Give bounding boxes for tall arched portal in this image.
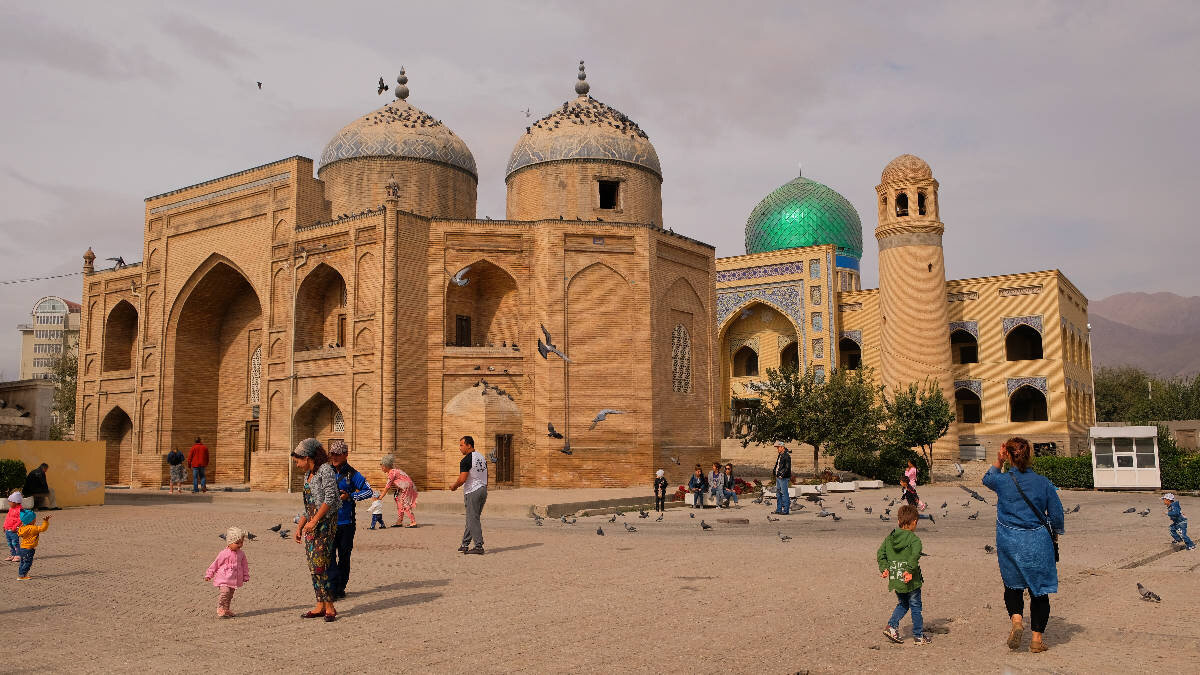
[165,259,263,485]
[99,406,133,485]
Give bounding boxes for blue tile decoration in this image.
[717,281,805,334]
[811,312,823,332]
[727,336,759,356]
[826,251,835,368]
[716,261,806,284]
[319,100,477,176]
[1002,314,1043,336]
[954,379,983,397]
[506,95,661,178]
[1007,376,1048,396]
[949,321,979,338]
[840,330,862,346]
[809,259,821,279]
[778,335,796,351]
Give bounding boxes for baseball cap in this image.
[328,439,348,455]
[1164,493,1177,501]
[6,492,21,505]
[774,440,786,447]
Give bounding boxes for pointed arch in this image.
[355,251,378,314]
[1010,386,1048,422]
[293,391,346,445]
[1006,324,1044,361]
[102,300,138,372]
[99,405,133,485]
[671,324,692,393]
[295,262,347,351]
[445,258,519,347]
[566,261,634,445]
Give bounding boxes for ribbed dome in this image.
[318,98,477,177]
[881,154,932,184]
[745,176,863,259]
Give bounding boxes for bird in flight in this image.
[953,463,965,478]
[589,409,625,430]
[547,422,564,439]
[106,256,126,269]
[450,266,470,287]
[537,338,571,362]
[256,81,262,89]
[669,456,680,465]
[377,76,389,95]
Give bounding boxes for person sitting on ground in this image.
[721,463,739,507]
[653,470,668,513]
[878,504,930,645]
[708,462,724,508]
[687,466,708,509]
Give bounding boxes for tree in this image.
[740,365,884,475]
[47,351,78,440]
[884,379,954,482]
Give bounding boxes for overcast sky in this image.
[2,1,1197,377]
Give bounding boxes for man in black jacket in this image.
[22,463,57,510]
[772,442,792,515]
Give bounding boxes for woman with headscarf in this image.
[291,438,339,621]
[379,454,418,528]
[982,436,1064,653]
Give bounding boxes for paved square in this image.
[6,486,1198,673]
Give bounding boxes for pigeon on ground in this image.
[1070,504,1080,513]
[1139,509,1151,517]
[609,514,617,523]
[624,523,637,533]
[547,422,564,439]
[940,502,948,509]
[884,508,891,516]
[588,409,626,430]
[960,486,989,503]
[560,515,569,524]
[817,509,834,518]
[269,524,282,532]
[1137,583,1161,602]
[795,503,806,510]
[701,520,713,530]
[218,533,226,539]
[778,532,792,542]
[752,496,764,504]
[961,501,971,507]
[246,533,257,541]
[880,514,890,521]
[537,338,571,362]
[689,512,695,519]
[984,544,995,554]
[279,530,290,538]
[532,514,544,524]
[888,499,896,507]
[767,515,780,522]
[655,513,663,522]
[831,513,842,521]
[639,510,650,519]
[616,510,626,518]
[596,526,605,536]
[968,511,980,520]
[450,266,470,287]
[1123,508,1137,514]
[864,506,873,514]
[534,519,543,527]
[840,498,845,503]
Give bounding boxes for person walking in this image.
[188,438,209,493]
[450,436,487,555]
[166,447,186,494]
[21,464,57,510]
[982,436,1064,654]
[291,438,339,621]
[326,440,373,600]
[772,441,792,515]
[379,454,419,528]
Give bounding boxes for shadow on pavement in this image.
[357,578,450,596]
[348,592,442,615]
[238,603,312,618]
[34,570,94,579]
[485,542,544,554]
[1049,616,1086,644]
[0,604,68,615]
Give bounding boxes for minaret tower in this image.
[875,154,957,460]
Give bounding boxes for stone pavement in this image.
[5,485,1199,673]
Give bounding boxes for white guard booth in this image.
[1090,425,1160,490]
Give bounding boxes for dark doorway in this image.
[598,180,619,209]
[1005,325,1043,361]
[955,389,982,424]
[951,330,979,364]
[494,433,514,485]
[839,338,862,370]
[244,421,259,483]
[455,315,471,347]
[1010,386,1048,422]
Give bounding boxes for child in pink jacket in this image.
[205,526,250,618]
[4,492,23,562]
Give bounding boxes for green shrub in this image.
[1161,455,1200,491]
[1032,455,1093,489]
[835,446,927,484]
[0,459,27,495]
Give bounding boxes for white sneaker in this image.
[883,626,903,644]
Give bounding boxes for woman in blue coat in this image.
[982,436,1064,654]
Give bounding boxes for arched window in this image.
[956,388,982,424]
[733,346,758,377]
[917,191,927,215]
[1005,325,1044,361]
[102,300,138,372]
[950,329,979,364]
[333,409,345,433]
[895,192,909,217]
[670,324,692,393]
[839,338,862,370]
[248,346,262,404]
[295,264,348,351]
[1010,386,1048,422]
[780,342,799,371]
[444,260,519,347]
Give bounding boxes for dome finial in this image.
[574,60,589,96]
[797,161,803,178]
[394,67,410,101]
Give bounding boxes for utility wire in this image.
[0,271,83,286]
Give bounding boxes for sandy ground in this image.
[5,485,1199,674]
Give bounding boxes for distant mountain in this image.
[1090,292,1200,378]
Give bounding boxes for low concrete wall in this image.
[0,440,105,507]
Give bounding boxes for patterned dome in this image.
[318,78,477,177]
[506,62,660,180]
[880,154,932,184]
[744,176,863,259]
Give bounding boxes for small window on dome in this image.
[917,191,927,215]
[895,192,909,217]
[598,180,619,210]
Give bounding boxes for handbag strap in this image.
[1009,472,1055,537]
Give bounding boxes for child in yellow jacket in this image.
[16,510,50,580]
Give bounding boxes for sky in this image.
[1,1,1198,377]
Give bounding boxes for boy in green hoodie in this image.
[877,504,930,645]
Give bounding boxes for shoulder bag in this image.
[1010,472,1059,562]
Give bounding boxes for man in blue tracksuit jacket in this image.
[327,440,374,598]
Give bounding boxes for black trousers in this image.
[655,495,665,511]
[328,522,356,595]
[1004,587,1049,633]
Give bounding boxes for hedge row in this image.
[834,446,928,484]
[0,459,26,495]
[1031,452,1200,492]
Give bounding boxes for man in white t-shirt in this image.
[450,435,488,554]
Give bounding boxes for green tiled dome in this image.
[744,176,862,258]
